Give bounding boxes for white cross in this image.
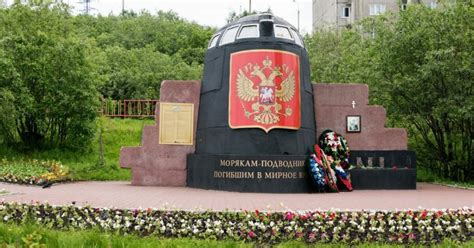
[352,100,356,109]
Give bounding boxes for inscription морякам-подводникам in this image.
[219,159,305,168]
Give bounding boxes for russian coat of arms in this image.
[229,50,301,132]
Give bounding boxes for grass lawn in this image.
[417,166,474,189]
[0,223,471,248]
[0,117,154,181]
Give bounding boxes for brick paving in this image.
[0,182,472,211]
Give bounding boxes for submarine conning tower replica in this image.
[187,14,316,192]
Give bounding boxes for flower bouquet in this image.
[308,130,352,192]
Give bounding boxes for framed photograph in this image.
[346,115,361,133]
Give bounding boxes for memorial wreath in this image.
[308,130,353,192]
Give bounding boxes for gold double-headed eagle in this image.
[236,57,296,125]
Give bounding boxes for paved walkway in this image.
[0,182,472,211]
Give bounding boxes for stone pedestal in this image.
[313,83,407,150]
[313,83,416,189]
[120,80,201,186]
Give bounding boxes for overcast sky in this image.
[63,0,313,34]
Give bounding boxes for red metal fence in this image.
[101,99,159,118]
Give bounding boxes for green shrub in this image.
[98,46,202,100]
[0,2,99,150]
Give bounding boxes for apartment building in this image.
[312,0,440,30]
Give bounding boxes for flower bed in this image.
[0,159,70,185]
[0,202,471,244]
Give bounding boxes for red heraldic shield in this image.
[229,50,301,132]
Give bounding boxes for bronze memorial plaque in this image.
[159,102,194,145]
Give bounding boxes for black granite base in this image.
[187,151,417,192]
[187,154,312,193]
[350,168,416,190]
[350,150,416,168]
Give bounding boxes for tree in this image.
[72,10,214,65]
[0,2,100,150]
[373,3,473,181]
[226,8,272,23]
[98,46,202,100]
[304,25,386,103]
[227,10,256,23]
[305,2,473,182]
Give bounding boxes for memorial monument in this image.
[120,14,416,192]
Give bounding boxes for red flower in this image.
[285,211,295,221]
[437,210,443,217]
[255,210,259,216]
[420,210,428,220]
[248,230,256,238]
[300,214,308,221]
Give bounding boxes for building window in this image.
[369,4,386,16]
[341,6,351,18]
[370,31,376,39]
[237,25,259,39]
[400,0,408,11]
[220,25,240,46]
